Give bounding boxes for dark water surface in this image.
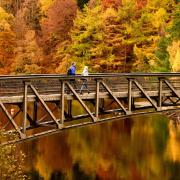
[19,114,180,180]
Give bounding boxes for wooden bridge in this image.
[1,73,180,143]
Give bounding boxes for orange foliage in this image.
[39,0,78,73]
[102,0,122,8]
[0,31,16,74]
[136,0,147,9]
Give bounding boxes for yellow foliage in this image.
[168,40,180,72]
[40,0,54,12]
[0,7,14,31]
[165,121,180,162]
[0,129,26,179]
[152,8,167,28]
[103,7,117,20]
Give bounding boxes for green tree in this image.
[153,3,180,72]
[132,0,177,72]
[169,3,180,40]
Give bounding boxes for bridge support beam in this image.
[158,78,163,109]
[95,79,100,119]
[23,81,28,136]
[128,78,133,113]
[60,81,65,126]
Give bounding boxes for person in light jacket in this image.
[80,66,90,94]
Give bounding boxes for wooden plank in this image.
[0,90,178,103]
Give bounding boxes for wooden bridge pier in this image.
[1,73,180,143]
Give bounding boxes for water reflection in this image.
[19,114,180,180]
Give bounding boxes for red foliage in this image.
[102,0,122,8]
[0,32,16,74]
[41,0,77,43]
[39,0,78,73]
[136,0,147,9]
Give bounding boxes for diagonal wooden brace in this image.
[133,79,159,111]
[164,79,180,99]
[65,82,97,122]
[0,102,25,139]
[100,81,129,115]
[29,84,61,129]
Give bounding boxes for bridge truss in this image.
[0,73,180,144]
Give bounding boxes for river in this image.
[17,113,180,180]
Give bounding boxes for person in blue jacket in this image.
[67,62,77,91]
[71,62,76,75]
[68,62,76,75]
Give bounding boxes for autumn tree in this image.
[0,7,16,74]
[11,0,43,74]
[40,0,78,73]
[12,30,43,74]
[24,0,42,30]
[56,1,137,72]
[166,3,180,72]
[152,2,179,72]
[132,0,177,72]
[56,5,105,72]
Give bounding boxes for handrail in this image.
[1,72,180,81]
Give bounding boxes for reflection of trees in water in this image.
[163,111,180,126]
[67,118,146,179]
[35,132,72,179]
[22,113,180,180]
[68,114,179,179]
[165,119,180,162]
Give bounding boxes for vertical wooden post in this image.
[23,81,28,137]
[158,77,163,109]
[100,99,105,112]
[61,81,65,127]
[95,79,100,119]
[128,78,132,113]
[33,101,37,122]
[67,100,72,118]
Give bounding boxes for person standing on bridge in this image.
[67,62,77,90]
[80,66,90,94]
[67,62,76,75]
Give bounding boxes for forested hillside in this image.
[0,0,179,74]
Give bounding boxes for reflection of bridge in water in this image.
[1,73,180,143]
